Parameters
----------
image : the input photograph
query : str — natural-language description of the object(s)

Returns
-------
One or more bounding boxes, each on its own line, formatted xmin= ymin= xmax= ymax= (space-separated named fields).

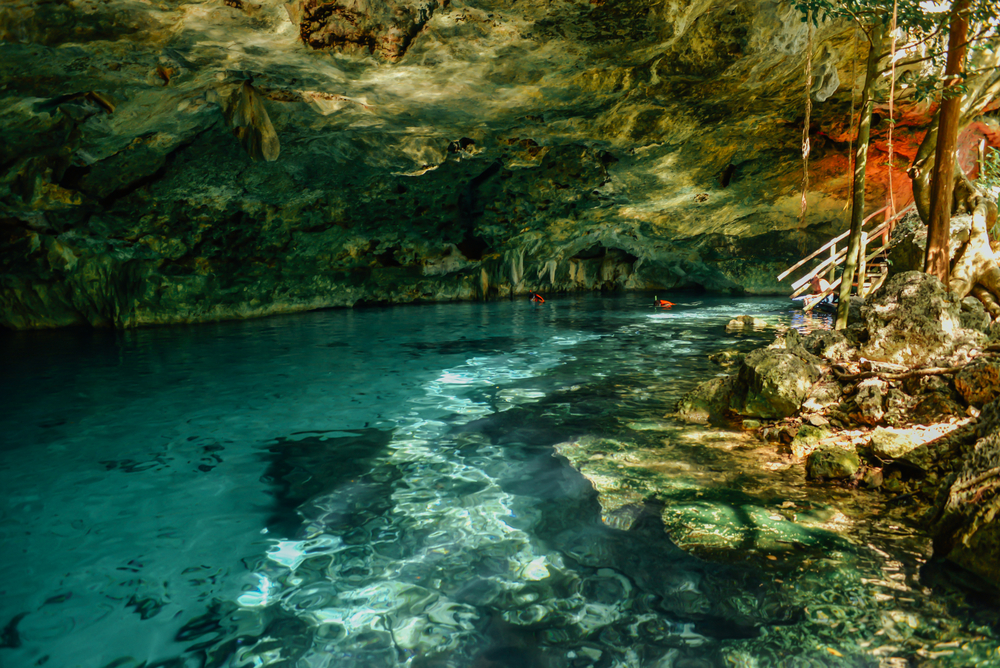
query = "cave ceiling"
xmin=0 ymin=0 xmax=963 ymax=327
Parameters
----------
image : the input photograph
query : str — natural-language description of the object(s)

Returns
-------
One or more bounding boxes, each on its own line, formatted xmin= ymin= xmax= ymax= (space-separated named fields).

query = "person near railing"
xmin=809 ymin=275 xmax=835 ymax=306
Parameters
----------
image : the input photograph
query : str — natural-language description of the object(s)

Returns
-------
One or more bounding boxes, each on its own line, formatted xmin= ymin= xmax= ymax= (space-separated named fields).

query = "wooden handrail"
xmin=777 ymin=205 xmax=890 ymax=281
xmin=791 ymin=245 xmax=849 ymax=291
xmin=778 ymin=202 xmax=916 ymax=306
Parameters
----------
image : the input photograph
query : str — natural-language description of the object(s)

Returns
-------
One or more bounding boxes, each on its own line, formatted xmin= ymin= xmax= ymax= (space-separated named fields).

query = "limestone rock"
xmin=861 ymin=272 xmax=987 ymax=366
xmin=675 ymin=375 xmax=735 ymax=425
xmin=883 ymin=387 xmax=917 ymax=426
xmin=868 ymin=427 xmax=921 ymax=460
xmin=725 ymin=315 xmax=767 ymax=332
xmin=862 ymin=468 xmax=884 ymax=489
xmin=801 ymin=329 xmax=854 ymax=361
xmin=731 ymin=347 xmax=821 ymax=419
xmin=960 ymin=296 xmax=991 ymax=332
xmin=708 ymin=350 xmax=745 ymax=368
xmin=806 ymin=447 xmax=860 ymax=480
xmin=887 ymin=212 xmax=972 ymax=275
xmin=847 ymin=377 xmax=886 ymax=426
xmin=903 ymin=374 xmax=966 ymax=424
xmin=790 ymin=424 xmax=830 ymax=459
xmin=933 ymin=399 xmax=1000 ymax=588
xmin=801 ymin=379 xmax=843 ymax=412
xmin=0 ymin=0 xmax=952 ymax=329
xmin=953 ymin=356 xmax=1000 ymax=407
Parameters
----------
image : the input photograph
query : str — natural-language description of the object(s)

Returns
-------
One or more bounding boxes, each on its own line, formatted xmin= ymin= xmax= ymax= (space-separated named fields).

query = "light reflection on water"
xmin=0 ymin=294 xmax=994 ymax=668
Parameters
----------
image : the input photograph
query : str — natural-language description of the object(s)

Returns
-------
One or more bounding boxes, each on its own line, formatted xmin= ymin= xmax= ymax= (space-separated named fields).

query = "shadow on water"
xmin=258 ymin=428 xmax=396 ymax=537
xmin=402 ymin=336 xmax=532 ymax=357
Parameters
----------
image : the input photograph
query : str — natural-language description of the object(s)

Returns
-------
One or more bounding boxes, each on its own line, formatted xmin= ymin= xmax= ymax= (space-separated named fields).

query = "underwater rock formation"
xmin=0 ymin=0 xmax=991 ymax=328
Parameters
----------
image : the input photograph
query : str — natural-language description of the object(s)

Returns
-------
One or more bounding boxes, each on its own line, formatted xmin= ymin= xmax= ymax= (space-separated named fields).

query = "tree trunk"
xmin=910 ymin=68 xmax=1000 ymax=224
xmin=836 ymin=21 xmax=887 ymax=330
xmin=924 ymin=0 xmax=970 ymax=282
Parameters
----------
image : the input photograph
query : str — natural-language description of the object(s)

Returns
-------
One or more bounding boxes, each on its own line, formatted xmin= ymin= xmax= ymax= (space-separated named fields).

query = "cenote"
xmin=1 ymin=294 xmax=998 ymax=668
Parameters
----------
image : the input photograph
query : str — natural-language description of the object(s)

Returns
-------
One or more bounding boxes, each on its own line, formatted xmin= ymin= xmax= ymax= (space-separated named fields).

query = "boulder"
xmin=731 ymin=347 xmax=821 ymax=419
xmin=887 ymin=212 xmax=971 ymax=274
xmin=801 ymin=379 xmax=844 ymax=412
xmin=883 ymin=387 xmax=917 ymax=426
xmin=708 ymin=350 xmax=745 ymax=368
xmin=954 ymin=356 xmax=1000 ymax=407
xmin=847 ymin=377 xmax=886 ymax=426
xmin=868 ymin=427 xmax=921 ymax=460
xmin=862 ymin=271 xmax=987 ymax=366
xmin=676 ymin=375 xmax=735 ymax=425
xmin=790 ymin=424 xmax=831 ymax=458
xmin=726 ymin=315 xmax=767 ymax=332
xmin=933 ymin=400 xmax=1000 ymax=589
xmin=806 ymin=447 xmax=860 ymax=480
xmin=960 ymin=296 xmax=991 ymax=332
xmin=801 ymin=329 xmax=855 ymax=361
xmin=902 ymin=374 xmax=966 ymax=424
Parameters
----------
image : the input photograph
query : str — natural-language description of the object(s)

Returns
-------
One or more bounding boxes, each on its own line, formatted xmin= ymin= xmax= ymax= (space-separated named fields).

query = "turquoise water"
xmin=1 ymin=294 xmax=995 ymax=668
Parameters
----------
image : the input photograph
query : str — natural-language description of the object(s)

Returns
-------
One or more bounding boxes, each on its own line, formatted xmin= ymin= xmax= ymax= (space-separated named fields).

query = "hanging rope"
xmin=886 ymin=0 xmax=899 ymax=241
xmin=799 ymin=9 xmax=814 ymax=250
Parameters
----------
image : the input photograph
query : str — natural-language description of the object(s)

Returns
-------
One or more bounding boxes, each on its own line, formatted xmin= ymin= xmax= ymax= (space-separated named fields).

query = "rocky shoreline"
xmin=677 ymin=271 xmax=1000 ymax=589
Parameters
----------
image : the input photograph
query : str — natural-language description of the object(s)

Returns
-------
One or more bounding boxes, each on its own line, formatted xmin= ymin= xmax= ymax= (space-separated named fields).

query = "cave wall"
xmin=0 ymin=0 xmax=938 ymax=328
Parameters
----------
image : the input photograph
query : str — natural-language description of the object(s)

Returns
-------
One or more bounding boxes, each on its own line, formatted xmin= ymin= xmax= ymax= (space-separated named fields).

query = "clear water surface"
xmin=1 ymin=293 xmax=997 ymax=668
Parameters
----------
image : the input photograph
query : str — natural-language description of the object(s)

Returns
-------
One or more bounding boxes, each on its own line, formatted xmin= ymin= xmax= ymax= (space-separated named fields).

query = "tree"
xmin=793 ymin=0 xmax=936 ymax=329
xmin=835 ymin=18 xmax=888 ymax=330
xmin=924 ymin=0 xmax=970 ymax=283
xmin=793 ymin=0 xmax=1000 ymax=326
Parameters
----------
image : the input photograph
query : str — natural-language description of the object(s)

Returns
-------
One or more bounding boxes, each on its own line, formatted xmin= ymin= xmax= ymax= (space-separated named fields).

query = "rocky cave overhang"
xmin=0 ymin=0 xmax=997 ymax=328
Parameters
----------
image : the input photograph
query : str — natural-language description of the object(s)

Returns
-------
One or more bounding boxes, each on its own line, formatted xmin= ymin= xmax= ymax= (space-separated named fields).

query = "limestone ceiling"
xmin=3 ymin=0 xmax=936 ymax=329
xmin=1 ymin=0 xmax=834 ymax=180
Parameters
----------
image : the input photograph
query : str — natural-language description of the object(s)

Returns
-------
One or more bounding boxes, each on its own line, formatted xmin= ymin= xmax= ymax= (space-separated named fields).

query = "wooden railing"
xmin=779 ymin=203 xmax=915 ymax=311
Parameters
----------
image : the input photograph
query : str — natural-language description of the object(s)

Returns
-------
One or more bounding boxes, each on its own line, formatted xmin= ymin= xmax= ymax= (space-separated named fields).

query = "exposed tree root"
xmin=832 ymin=345 xmax=1000 ymax=382
xmin=949 ymin=177 xmax=1000 ymax=307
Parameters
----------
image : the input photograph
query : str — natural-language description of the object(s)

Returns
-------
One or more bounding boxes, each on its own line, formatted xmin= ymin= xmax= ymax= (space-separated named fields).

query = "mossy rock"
xmin=806 ymin=447 xmax=860 ymax=480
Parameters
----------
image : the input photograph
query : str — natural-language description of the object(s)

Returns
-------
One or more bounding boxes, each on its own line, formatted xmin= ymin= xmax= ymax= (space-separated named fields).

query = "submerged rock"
xmin=725 ymin=315 xmax=767 ymax=332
